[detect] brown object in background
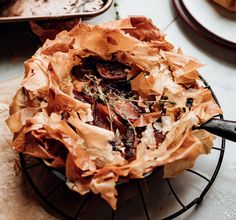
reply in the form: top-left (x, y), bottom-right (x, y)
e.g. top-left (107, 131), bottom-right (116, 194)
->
top-left (30, 19), bottom-right (81, 43)
top-left (0, 0), bottom-right (16, 10)
top-left (0, 0), bottom-right (113, 23)
top-left (213, 0), bottom-right (236, 11)
top-left (0, 0), bottom-right (104, 17)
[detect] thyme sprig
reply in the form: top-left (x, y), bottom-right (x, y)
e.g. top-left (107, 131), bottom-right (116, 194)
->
top-left (82, 81), bottom-right (137, 134)
top-left (82, 77), bottom-right (176, 136)
top-left (110, 101), bottom-right (137, 136)
top-left (83, 83), bottom-right (176, 107)
top-left (106, 102), bottom-right (114, 131)
top-left (113, 0), bottom-right (120, 20)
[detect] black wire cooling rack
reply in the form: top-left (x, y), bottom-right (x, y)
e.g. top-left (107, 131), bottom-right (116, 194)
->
top-left (19, 76), bottom-right (225, 220)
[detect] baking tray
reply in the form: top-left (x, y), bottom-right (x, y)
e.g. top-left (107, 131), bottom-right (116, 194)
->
top-left (0, 0), bottom-right (113, 23)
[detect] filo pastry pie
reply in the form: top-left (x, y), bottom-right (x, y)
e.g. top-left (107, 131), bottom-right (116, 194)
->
top-left (6, 16), bottom-right (223, 209)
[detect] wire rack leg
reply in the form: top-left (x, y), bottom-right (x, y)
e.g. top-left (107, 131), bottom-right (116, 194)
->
top-left (137, 182), bottom-right (150, 220)
top-left (166, 179), bottom-right (185, 209)
top-left (74, 194), bottom-right (93, 219)
top-left (111, 209), bottom-right (115, 220)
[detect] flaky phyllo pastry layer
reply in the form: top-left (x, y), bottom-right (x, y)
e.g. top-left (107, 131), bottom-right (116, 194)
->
top-left (6, 16), bottom-right (222, 209)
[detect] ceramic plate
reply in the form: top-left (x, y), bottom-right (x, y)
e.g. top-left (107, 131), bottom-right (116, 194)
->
top-left (182, 0), bottom-right (236, 45)
top-left (173, 0), bottom-right (236, 49)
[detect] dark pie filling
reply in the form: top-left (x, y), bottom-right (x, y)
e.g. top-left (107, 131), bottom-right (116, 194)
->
top-left (72, 57), bottom-right (165, 160)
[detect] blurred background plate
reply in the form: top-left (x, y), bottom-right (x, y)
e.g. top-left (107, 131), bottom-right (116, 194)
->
top-left (182, 0), bottom-right (236, 45)
top-left (173, 0), bottom-right (236, 49)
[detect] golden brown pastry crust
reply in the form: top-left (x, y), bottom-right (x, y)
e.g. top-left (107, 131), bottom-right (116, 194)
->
top-left (6, 16), bottom-right (223, 209)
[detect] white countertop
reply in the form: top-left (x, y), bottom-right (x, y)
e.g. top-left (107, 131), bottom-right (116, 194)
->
top-left (0, 0), bottom-right (236, 219)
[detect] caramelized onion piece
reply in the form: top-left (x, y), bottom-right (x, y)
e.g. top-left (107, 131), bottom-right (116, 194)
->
top-left (94, 103), bottom-right (126, 136)
top-left (96, 61), bottom-right (128, 80)
top-left (124, 128), bottom-right (137, 159)
top-left (112, 99), bottom-right (141, 122)
top-left (71, 65), bottom-right (94, 82)
top-left (154, 129), bottom-right (165, 146)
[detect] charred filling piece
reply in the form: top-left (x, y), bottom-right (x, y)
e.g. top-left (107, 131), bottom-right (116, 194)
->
top-left (72, 57), bottom-right (166, 160)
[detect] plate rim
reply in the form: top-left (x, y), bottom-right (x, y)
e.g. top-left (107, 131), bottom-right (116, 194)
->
top-left (172, 0), bottom-right (236, 50)
top-left (181, 0), bottom-right (236, 45)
